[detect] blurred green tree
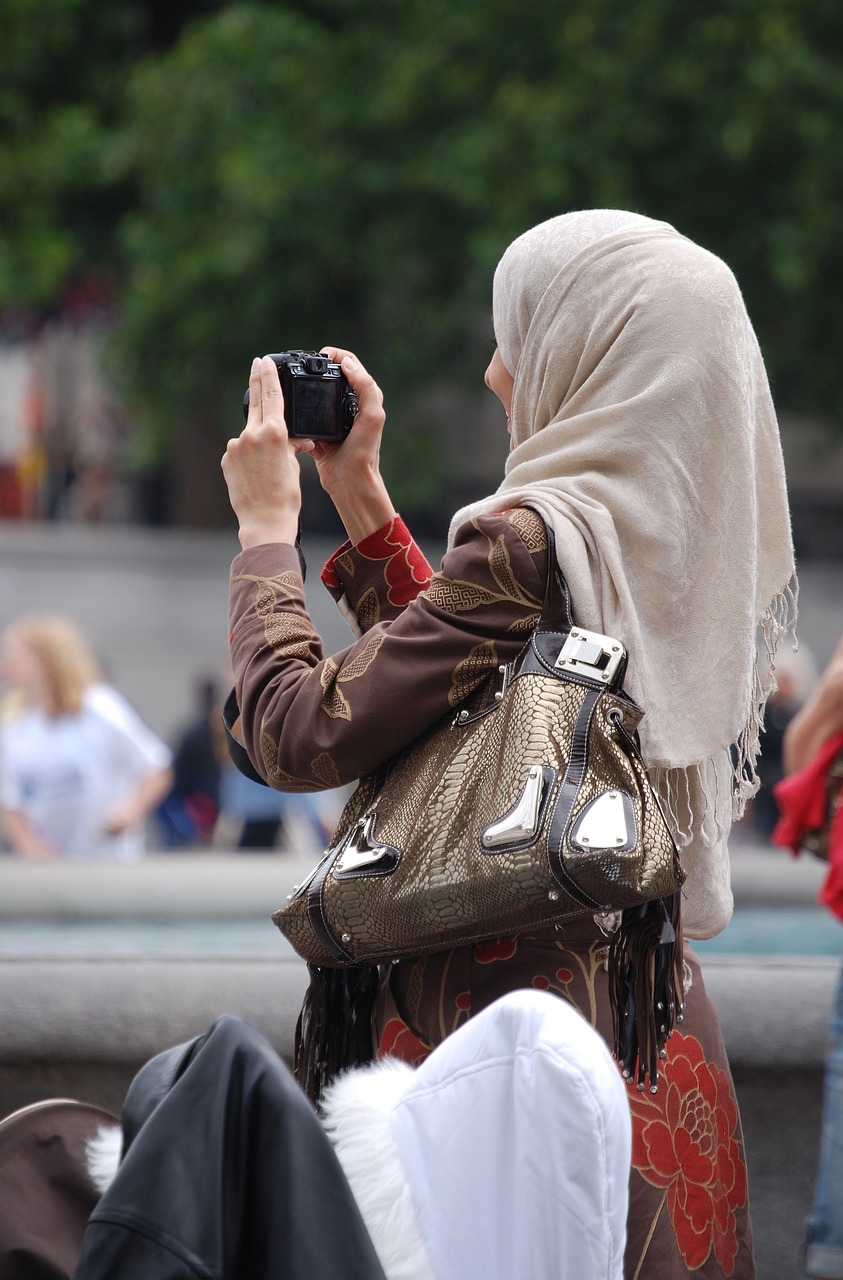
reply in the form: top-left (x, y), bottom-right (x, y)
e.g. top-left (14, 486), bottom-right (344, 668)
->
top-left (0, 0), bottom-right (222, 310)
top-left (2, 0), bottom-right (842, 520)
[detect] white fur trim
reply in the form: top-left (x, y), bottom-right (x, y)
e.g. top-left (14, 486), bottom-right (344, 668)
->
top-left (322, 1058), bottom-right (436, 1280)
top-left (85, 1122), bottom-right (123, 1196)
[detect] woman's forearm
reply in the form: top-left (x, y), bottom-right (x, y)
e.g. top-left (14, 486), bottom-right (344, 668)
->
top-left (2, 808), bottom-right (57, 859)
top-left (327, 467), bottom-right (397, 546)
top-left (304, 349), bottom-right (395, 545)
top-left (783, 700), bottom-right (833, 774)
top-left (104, 766), bottom-right (174, 834)
top-left (783, 645), bottom-right (843, 774)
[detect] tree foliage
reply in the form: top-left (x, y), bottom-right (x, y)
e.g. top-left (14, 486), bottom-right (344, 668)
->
top-left (2, 0), bottom-right (843, 513)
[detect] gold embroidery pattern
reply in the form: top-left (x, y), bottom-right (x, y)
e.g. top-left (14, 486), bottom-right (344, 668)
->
top-left (336, 552), bottom-right (355, 580)
top-left (312, 752), bottom-right (341, 790)
top-left (259, 727), bottom-right (320, 792)
top-left (422, 516), bottom-right (543, 622)
top-left (235, 572), bottom-right (312, 658)
top-left (320, 658), bottom-right (349, 721)
top-left (482, 527), bottom-right (542, 611)
top-left (488, 534), bottom-right (532, 604)
top-left (262, 613), bottom-right (314, 659)
top-left (422, 577), bottom-right (502, 613)
top-left (234, 570), bottom-right (302, 604)
top-left (356, 587), bottom-right (381, 632)
top-left (320, 633), bottom-right (386, 721)
top-left (508, 611), bottom-right (541, 633)
top-left (449, 642), bottom-right (500, 707)
top-left (508, 507), bottom-right (548, 552)
top-left (338, 633), bottom-right (387, 681)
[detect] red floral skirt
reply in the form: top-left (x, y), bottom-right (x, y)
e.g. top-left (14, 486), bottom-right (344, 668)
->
top-left (375, 916), bottom-right (755, 1280)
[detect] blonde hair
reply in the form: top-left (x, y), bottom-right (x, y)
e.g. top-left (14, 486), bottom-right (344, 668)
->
top-left (7, 615), bottom-right (102, 717)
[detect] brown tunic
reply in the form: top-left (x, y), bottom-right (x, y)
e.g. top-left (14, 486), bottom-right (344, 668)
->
top-left (229, 508), bottom-right (755, 1280)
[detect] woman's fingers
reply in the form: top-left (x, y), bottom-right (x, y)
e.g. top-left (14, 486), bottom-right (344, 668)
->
top-left (320, 345), bottom-right (352, 364)
top-left (223, 356), bottom-right (290, 477)
top-left (245, 356), bottom-right (287, 430)
top-left (319, 347), bottom-right (383, 421)
top-left (291, 438), bottom-right (316, 456)
top-left (259, 355), bottom-right (285, 422)
top-left (245, 357), bottom-right (263, 428)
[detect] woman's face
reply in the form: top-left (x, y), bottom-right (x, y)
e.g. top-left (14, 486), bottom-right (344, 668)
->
top-left (484, 348), bottom-right (515, 429)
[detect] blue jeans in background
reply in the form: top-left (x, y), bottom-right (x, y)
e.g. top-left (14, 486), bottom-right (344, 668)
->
top-left (804, 958), bottom-right (843, 1278)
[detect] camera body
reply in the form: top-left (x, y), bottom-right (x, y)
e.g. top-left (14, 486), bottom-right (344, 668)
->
top-left (242, 351), bottom-right (358, 442)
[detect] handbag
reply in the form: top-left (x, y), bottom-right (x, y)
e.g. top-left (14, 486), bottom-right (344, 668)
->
top-left (272, 526), bottom-right (685, 1099)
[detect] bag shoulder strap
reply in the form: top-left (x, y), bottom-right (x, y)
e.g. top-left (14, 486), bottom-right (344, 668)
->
top-left (537, 525), bottom-right (575, 634)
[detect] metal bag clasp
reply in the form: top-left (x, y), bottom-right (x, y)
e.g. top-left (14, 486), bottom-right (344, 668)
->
top-left (554, 628), bottom-right (625, 684)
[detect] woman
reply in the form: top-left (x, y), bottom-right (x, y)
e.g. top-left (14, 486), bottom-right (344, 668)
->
top-left (222, 210), bottom-right (796, 1278)
top-left (775, 637), bottom-right (843, 1280)
top-left (0, 614), bottom-right (172, 860)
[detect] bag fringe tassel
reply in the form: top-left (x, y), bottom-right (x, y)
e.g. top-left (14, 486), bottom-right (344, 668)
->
top-left (295, 895), bottom-right (683, 1104)
top-left (295, 963), bottom-right (380, 1105)
top-left (608, 892), bottom-right (684, 1093)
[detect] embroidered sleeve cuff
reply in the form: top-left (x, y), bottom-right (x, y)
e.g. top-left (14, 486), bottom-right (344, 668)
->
top-left (320, 515), bottom-right (434, 613)
top-left (231, 542), bottom-right (303, 583)
top-left (321, 540), bottom-right (353, 592)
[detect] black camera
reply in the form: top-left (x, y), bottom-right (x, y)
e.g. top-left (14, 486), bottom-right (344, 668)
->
top-left (242, 350), bottom-right (358, 442)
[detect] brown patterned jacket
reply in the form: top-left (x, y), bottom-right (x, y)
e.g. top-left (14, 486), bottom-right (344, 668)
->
top-left (228, 508), bottom-right (549, 792)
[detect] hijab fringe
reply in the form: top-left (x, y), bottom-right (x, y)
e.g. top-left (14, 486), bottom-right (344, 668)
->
top-left (650, 582), bottom-right (798, 849)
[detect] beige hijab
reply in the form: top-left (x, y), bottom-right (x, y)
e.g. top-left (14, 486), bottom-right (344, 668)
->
top-left (450, 211), bottom-right (796, 936)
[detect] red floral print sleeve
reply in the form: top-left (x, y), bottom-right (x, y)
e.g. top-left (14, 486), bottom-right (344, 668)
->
top-left (321, 515), bottom-right (434, 623)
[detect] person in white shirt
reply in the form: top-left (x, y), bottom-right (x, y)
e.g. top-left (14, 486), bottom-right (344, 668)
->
top-left (0, 614), bottom-right (172, 861)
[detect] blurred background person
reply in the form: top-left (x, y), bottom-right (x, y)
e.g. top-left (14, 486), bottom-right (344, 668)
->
top-left (0, 614), bottom-right (172, 861)
top-left (750, 641), bottom-right (819, 840)
top-left (774, 635), bottom-right (843, 1280)
top-left (155, 676), bottom-right (225, 849)
top-left (217, 759), bottom-right (332, 853)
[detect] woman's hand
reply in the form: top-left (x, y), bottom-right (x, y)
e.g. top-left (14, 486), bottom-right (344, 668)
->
top-left (221, 356), bottom-right (312, 549)
top-left (103, 766), bottom-right (174, 836)
top-left (311, 348), bottom-right (396, 544)
top-left (2, 808), bottom-right (59, 861)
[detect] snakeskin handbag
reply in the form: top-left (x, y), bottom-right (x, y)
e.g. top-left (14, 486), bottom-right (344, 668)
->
top-left (273, 529), bottom-right (686, 1096)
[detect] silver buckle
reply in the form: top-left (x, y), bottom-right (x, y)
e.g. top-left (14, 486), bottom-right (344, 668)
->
top-left (554, 628), bottom-right (625, 684)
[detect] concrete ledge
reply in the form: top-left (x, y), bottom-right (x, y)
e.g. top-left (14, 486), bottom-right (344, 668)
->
top-left (0, 955), bottom-right (308, 1064)
top-left (0, 951), bottom-right (835, 1073)
top-left (0, 839), bottom-right (828, 921)
top-left (0, 853), bottom-right (305, 921)
top-left (0, 848), bottom-right (837, 1083)
top-left (729, 840), bottom-right (827, 907)
top-left (700, 956), bottom-right (837, 1068)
